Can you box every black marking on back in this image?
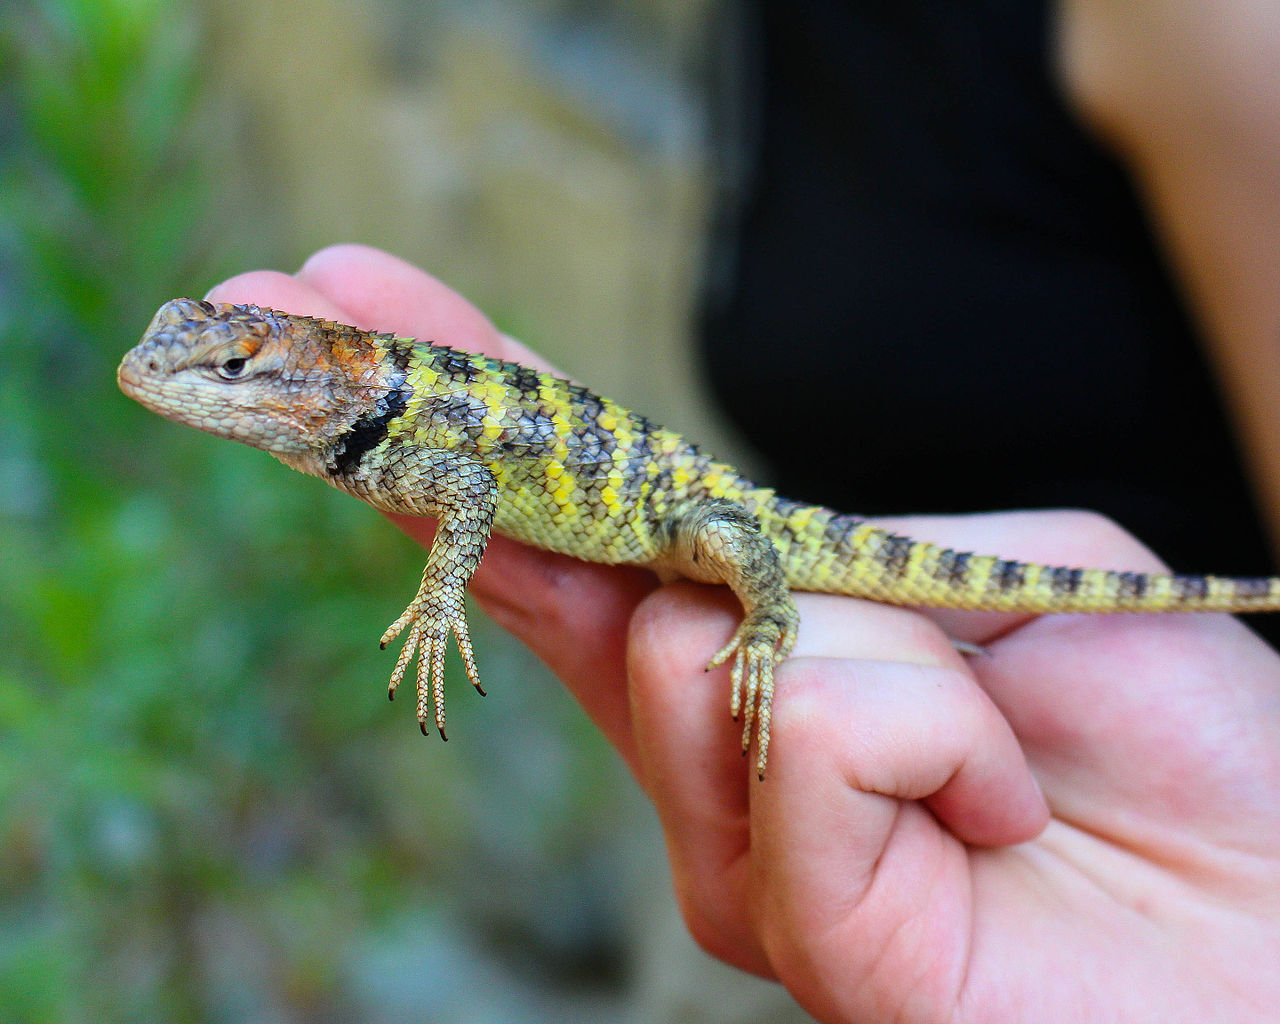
[1116,571,1148,599]
[996,558,1026,591]
[825,512,864,552]
[436,394,486,439]
[387,339,412,375]
[433,346,479,382]
[1229,576,1272,599]
[768,496,805,547]
[631,423,654,466]
[510,364,543,401]
[878,533,914,576]
[1051,566,1083,595]
[563,383,620,471]
[566,382,600,413]
[1173,574,1210,601]
[937,549,972,585]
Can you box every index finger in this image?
[206,242,549,370]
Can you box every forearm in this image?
[1057,0,1280,554]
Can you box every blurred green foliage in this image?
[0,3,630,1021]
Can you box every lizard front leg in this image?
[661,500,800,777]
[366,448,498,739]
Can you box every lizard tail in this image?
[763,503,1280,614]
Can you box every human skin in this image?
[1059,0,1280,555]
[208,244,1280,1023]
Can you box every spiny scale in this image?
[118,298,1280,776]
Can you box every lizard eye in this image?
[217,356,248,380]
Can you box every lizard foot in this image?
[706,608,798,778]
[381,593,484,740]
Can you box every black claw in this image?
[757,771,766,782]
[420,720,429,736]
[475,684,486,697]
[388,688,396,702]
[380,640,388,650]
[439,728,448,742]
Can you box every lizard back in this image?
[385,344,1280,614]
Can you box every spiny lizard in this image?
[118,298,1280,775]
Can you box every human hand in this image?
[630,512,1280,1023]
[209,245,1280,1023]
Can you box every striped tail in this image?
[763,504,1280,614]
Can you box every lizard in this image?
[118,297,1280,776]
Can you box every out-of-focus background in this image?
[0,1,812,1021]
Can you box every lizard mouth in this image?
[116,353,144,398]
[116,352,157,406]
[116,356,139,391]
[117,350,170,415]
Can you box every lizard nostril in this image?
[147,358,160,373]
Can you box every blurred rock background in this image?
[0,0,812,1020]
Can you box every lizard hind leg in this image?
[704,604,797,776]
[666,500,800,778]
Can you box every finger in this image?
[206,269,353,322]
[736,644,1047,1021]
[976,608,1280,845]
[298,243,555,370]
[788,594,1046,839]
[627,585,1047,976]
[626,584,769,973]
[746,661,985,1022]
[760,651,1048,847]
[207,244,553,372]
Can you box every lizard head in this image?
[118,298,368,456]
